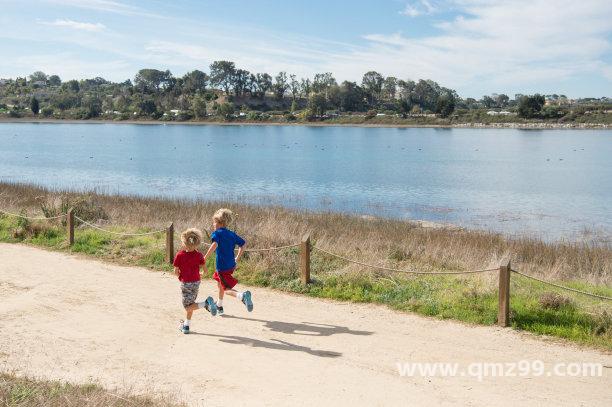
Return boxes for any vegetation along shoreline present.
[0,182,610,350]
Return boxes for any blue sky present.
[1,0,611,98]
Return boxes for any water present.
[1,123,610,242]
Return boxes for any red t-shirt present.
[173,250,205,282]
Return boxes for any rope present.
[74,216,166,236]
[245,243,300,252]
[511,269,612,301]
[313,246,498,275]
[200,241,300,252]
[0,208,67,220]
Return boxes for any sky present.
[0,0,611,98]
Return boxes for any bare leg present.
[225,289,238,298]
[217,281,225,300]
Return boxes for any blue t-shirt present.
[211,228,245,271]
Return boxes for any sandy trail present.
[0,244,610,406]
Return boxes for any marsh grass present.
[0,182,611,349]
[0,373,183,407]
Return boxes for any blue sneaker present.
[204,296,218,316]
[242,291,253,312]
[179,320,190,334]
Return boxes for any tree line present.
[1,63,607,122]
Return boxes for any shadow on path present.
[221,315,373,337]
[190,332,342,358]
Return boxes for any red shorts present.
[213,268,238,290]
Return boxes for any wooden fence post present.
[498,258,511,327]
[166,223,174,265]
[300,234,311,284]
[67,208,74,246]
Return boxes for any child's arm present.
[235,244,245,263]
[173,266,180,278]
[203,242,217,261]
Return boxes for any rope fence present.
[74,215,167,236]
[313,246,498,275]
[511,269,612,301]
[0,208,67,220]
[2,206,610,328]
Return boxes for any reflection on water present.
[1,123,610,242]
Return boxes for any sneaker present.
[242,291,253,312]
[217,306,224,316]
[204,296,218,316]
[179,320,190,334]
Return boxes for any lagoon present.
[1,123,610,242]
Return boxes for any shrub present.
[39,195,108,225]
[538,292,572,310]
[365,109,377,120]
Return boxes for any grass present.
[0,182,611,350]
[0,373,183,406]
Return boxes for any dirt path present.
[0,244,610,406]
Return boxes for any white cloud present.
[45,0,163,18]
[361,0,612,96]
[400,0,437,17]
[44,19,106,32]
[0,52,132,81]
[3,0,610,97]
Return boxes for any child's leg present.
[217,281,225,301]
[224,288,238,298]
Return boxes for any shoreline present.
[1,117,609,129]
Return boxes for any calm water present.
[1,123,611,242]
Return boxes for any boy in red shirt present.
[174,228,217,334]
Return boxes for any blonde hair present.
[213,208,234,227]
[180,228,203,251]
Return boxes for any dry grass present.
[1,181,609,284]
[0,373,183,407]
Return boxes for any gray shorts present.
[181,281,200,308]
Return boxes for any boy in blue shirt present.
[203,208,253,314]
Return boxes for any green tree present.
[233,69,251,96]
[397,79,415,103]
[435,93,456,117]
[273,71,288,100]
[361,71,384,105]
[382,76,397,100]
[137,99,157,116]
[48,75,62,86]
[338,81,365,112]
[517,94,545,118]
[209,61,236,95]
[312,73,336,95]
[495,94,510,108]
[182,70,209,94]
[307,93,327,116]
[217,102,235,119]
[30,97,40,114]
[191,95,207,119]
[481,95,496,108]
[289,74,300,101]
[397,99,410,117]
[134,69,172,93]
[253,73,272,98]
[63,79,80,93]
[29,71,48,83]
[300,78,312,97]
[413,79,443,111]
